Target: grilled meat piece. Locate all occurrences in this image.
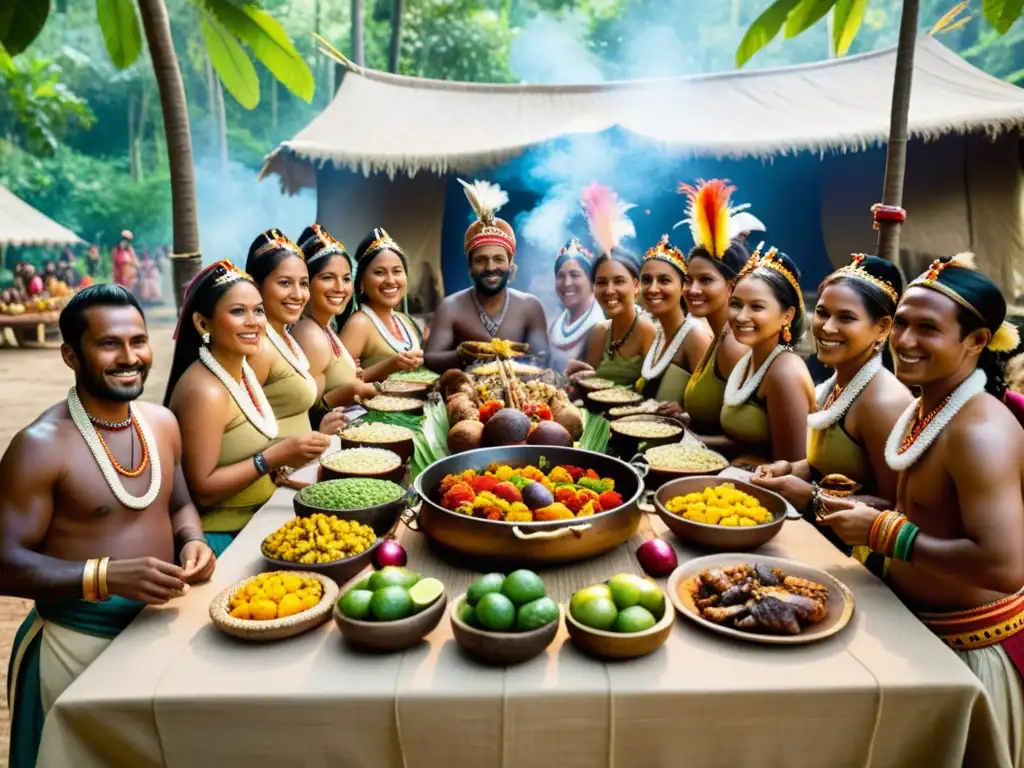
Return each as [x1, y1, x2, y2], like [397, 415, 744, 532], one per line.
[754, 564, 781, 586]
[736, 596, 801, 635]
[720, 578, 755, 606]
[757, 588, 828, 624]
[782, 576, 830, 606]
[702, 603, 751, 623]
[704, 569, 733, 594]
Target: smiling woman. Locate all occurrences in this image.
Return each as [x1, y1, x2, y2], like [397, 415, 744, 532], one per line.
[548, 238, 603, 375]
[164, 260, 331, 556]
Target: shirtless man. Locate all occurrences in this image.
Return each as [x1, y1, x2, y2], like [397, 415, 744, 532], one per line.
[424, 179, 549, 372]
[1, 285, 215, 768]
[820, 254, 1024, 764]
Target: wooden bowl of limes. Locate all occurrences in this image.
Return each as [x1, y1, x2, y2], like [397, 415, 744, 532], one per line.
[565, 576, 675, 660]
[333, 568, 447, 652]
[450, 593, 561, 666]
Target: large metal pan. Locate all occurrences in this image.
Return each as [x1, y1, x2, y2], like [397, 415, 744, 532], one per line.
[412, 445, 646, 566]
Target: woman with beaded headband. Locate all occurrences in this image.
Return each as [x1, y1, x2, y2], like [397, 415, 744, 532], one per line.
[720, 244, 816, 467]
[291, 225, 378, 431]
[566, 183, 657, 387]
[244, 229, 346, 440]
[164, 261, 331, 556]
[340, 228, 425, 384]
[639, 234, 712, 403]
[753, 254, 913, 563]
[674, 179, 757, 438]
[549, 237, 603, 374]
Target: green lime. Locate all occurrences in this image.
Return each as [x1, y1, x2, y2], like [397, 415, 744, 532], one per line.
[636, 581, 666, 620]
[458, 601, 481, 627]
[369, 585, 413, 621]
[569, 584, 612, 618]
[368, 566, 420, 591]
[339, 589, 374, 620]
[607, 574, 642, 610]
[408, 577, 444, 612]
[350, 577, 371, 592]
[615, 605, 656, 633]
[501, 570, 546, 607]
[516, 597, 559, 631]
[466, 573, 506, 606]
[571, 595, 618, 631]
[475, 592, 516, 631]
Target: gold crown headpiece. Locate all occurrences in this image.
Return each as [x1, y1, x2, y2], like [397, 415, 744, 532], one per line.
[253, 230, 303, 260]
[828, 253, 899, 305]
[910, 252, 1021, 354]
[362, 228, 402, 261]
[644, 234, 687, 276]
[173, 260, 252, 339]
[299, 225, 348, 264]
[741, 242, 805, 313]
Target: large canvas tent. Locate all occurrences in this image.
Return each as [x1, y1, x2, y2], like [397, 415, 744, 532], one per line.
[0, 184, 81, 247]
[263, 37, 1024, 301]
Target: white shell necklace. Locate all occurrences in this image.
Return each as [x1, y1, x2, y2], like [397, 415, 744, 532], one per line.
[265, 324, 317, 396]
[68, 387, 162, 510]
[885, 369, 986, 472]
[641, 315, 698, 382]
[199, 345, 279, 440]
[723, 345, 787, 407]
[808, 353, 883, 431]
[361, 307, 417, 354]
[551, 301, 601, 351]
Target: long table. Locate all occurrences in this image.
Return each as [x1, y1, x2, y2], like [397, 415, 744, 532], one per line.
[37, 470, 1009, 768]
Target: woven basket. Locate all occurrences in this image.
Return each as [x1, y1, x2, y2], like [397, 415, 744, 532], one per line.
[209, 571, 340, 642]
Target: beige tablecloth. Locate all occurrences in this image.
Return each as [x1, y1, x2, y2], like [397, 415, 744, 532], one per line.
[37, 467, 1009, 768]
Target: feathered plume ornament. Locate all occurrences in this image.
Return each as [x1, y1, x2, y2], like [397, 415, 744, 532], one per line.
[458, 178, 508, 226]
[675, 179, 735, 259]
[580, 182, 636, 256]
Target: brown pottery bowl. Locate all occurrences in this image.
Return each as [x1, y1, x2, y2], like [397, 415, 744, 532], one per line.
[565, 596, 675, 660]
[449, 594, 560, 665]
[333, 584, 447, 652]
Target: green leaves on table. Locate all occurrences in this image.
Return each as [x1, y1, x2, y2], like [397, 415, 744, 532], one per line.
[578, 410, 610, 455]
[411, 400, 450, 481]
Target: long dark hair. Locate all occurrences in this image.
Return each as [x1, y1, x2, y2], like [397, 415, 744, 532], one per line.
[353, 228, 409, 314]
[163, 262, 259, 407]
[820, 256, 903, 371]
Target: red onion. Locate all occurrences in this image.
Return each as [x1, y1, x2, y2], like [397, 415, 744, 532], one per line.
[636, 539, 678, 577]
[372, 540, 408, 569]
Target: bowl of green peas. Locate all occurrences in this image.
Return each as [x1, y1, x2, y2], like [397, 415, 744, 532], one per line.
[293, 477, 410, 537]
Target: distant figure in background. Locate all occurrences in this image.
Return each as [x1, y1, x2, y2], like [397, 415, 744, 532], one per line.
[548, 238, 603, 375]
[56, 259, 80, 290]
[43, 262, 58, 282]
[424, 179, 550, 371]
[112, 230, 139, 292]
[138, 252, 163, 305]
[86, 245, 102, 278]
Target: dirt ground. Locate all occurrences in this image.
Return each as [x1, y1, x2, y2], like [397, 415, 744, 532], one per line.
[0, 305, 176, 766]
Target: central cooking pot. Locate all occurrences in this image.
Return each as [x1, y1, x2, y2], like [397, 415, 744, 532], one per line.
[412, 445, 646, 566]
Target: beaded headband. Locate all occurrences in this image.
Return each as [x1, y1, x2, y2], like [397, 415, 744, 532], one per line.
[741, 242, 805, 313]
[909, 252, 1021, 353]
[300, 225, 349, 264]
[826, 253, 899, 305]
[253, 230, 303, 260]
[644, 234, 687, 276]
[362, 228, 404, 261]
[556, 238, 594, 266]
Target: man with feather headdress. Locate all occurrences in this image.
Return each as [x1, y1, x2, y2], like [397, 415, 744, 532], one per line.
[818, 254, 1024, 763]
[423, 179, 550, 372]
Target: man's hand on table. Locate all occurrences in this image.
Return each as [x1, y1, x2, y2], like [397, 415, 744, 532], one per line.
[750, 472, 813, 509]
[816, 496, 881, 546]
[107, 557, 190, 605]
[180, 540, 216, 584]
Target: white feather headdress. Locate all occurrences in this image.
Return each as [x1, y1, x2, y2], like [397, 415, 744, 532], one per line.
[458, 178, 509, 226]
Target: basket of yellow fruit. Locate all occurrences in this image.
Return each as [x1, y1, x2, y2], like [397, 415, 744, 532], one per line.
[261, 514, 383, 585]
[209, 571, 340, 641]
[653, 477, 787, 550]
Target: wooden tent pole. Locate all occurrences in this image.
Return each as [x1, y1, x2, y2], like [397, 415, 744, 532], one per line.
[876, 0, 921, 263]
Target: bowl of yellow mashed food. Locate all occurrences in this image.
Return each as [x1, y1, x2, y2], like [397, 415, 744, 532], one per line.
[654, 478, 787, 550]
[209, 570, 339, 641]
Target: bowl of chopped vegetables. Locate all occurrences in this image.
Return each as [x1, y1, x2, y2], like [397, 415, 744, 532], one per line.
[319, 447, 406, 485]
[260, 514, 385, 585]
[340, 422, 416, 463]
[293, 477, 410, 537]
[653, 477, 787, 550]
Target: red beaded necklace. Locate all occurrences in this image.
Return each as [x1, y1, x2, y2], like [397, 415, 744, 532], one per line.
[93, 418, 149, 478]
[898, 395, 952, 455]
[242, 374, 264, 415]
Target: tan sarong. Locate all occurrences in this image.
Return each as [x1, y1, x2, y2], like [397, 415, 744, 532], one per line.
[957, 644, 1024, 767]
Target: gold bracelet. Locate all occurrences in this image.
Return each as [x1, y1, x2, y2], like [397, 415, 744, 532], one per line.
[97, 557, 111, 602]
[82, 559, 99, 602]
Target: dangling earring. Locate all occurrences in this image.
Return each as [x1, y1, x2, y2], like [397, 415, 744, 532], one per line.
[782, 324, 792, 345]
[202, 332, 210, 345]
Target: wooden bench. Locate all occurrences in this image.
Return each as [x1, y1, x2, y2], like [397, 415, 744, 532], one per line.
[0, 311, 62, 349]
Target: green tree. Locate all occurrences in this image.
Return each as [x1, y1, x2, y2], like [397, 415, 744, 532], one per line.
[0, 54, 94, 154]
[2, 0, 316, 309]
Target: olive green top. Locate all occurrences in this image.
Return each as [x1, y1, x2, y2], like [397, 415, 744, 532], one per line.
[684, 330, 728, 435]
[324, 338, 358, 394]
[201, 397, 276, 533]
[359, 310, 422, 369]
[652, 363, 691, 404]
[808, 420, 874, 488]
[720, 395, 771, 463]
[262, 343, 317, 440]
[594, 327, 644, 388]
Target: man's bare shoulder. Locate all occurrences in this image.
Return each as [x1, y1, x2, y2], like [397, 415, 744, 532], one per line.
[2, 403, 71, 467]
[948, 393, 1024, 449]
[509, 288, 543, 308]
[438, 289, 473, 309]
